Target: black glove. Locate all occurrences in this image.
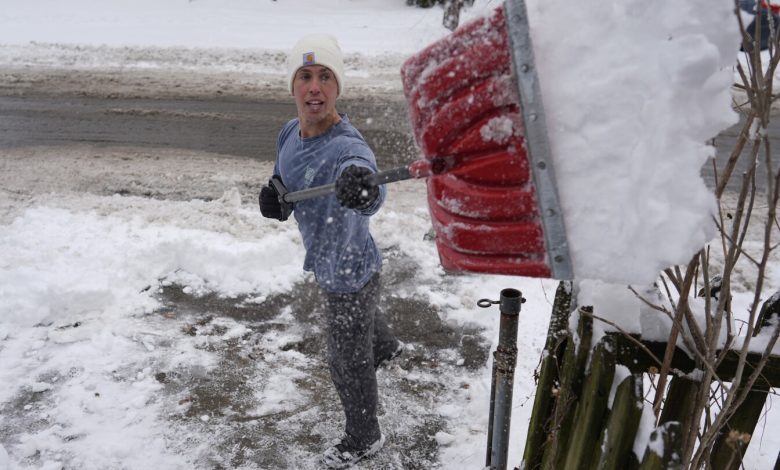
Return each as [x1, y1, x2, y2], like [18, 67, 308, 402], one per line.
[259, 180, 292, 221]
[335, 165, 380, 210]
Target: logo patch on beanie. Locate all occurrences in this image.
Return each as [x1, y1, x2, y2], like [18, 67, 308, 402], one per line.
[302, 52, 316, 66]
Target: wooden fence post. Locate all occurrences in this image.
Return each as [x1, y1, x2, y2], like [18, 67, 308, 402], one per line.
[711, 290, 780, 469]
[541, 307, 593, 470]
[659, 376, 699, 432]
[594, 373, 644, 470]
[638, 421, 683, 470]
[563, 337, 616, 469]
[520, 281, 572, 470]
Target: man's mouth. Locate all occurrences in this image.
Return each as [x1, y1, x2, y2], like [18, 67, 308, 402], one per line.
[307, 100, 324, 110]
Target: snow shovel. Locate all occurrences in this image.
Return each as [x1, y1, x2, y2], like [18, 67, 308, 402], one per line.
[399, 0, 572, 280]
[276, 0, 572, 280]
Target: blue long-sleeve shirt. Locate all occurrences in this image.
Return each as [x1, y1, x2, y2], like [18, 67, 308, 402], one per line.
[273, 114, 386, 293]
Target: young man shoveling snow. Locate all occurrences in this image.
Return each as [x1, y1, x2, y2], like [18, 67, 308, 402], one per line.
[259, 33, 403, 469]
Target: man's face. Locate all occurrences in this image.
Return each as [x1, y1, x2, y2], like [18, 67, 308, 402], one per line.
[292, 65, 340, 137]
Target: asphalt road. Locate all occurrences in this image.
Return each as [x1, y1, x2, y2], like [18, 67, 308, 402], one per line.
[711, 115, 779, 193]
[1, 93, 777, 193]
[0, 94, 419, 168]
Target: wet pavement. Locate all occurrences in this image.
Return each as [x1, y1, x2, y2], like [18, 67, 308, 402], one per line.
[148, 247, 490, 469]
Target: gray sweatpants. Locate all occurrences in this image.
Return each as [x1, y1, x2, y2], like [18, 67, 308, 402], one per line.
[322, 273, 398, 448]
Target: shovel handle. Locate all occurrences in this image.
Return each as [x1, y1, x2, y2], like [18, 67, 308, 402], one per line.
[279, 160, 434, 204]
[279, 182, 336, 204]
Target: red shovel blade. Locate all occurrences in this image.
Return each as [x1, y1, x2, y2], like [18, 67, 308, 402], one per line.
[401, 5, 553, 278]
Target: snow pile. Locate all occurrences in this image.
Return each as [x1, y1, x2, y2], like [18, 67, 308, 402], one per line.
[0, 445, 8, 470]
[0, 198, 305, 328]
[529, 0, 740, 284]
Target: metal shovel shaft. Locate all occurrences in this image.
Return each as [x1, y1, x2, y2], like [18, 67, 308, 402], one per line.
[279, 182, 336, 204]
[279, 161, 431, 204]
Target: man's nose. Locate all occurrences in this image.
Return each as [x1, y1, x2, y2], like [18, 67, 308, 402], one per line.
[308, 78, 322, 94]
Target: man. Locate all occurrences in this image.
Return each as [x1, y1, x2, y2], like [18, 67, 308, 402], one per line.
[258, 33, 402, 469]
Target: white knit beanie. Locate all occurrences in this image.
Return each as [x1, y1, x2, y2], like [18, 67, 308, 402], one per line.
[287, 33, 345, 97]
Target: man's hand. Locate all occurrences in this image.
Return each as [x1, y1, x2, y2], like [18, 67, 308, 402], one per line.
[335, 165, 380, 210]
[259, 180, 292, 221]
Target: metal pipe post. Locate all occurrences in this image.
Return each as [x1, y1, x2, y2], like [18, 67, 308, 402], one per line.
[484, 288, 524, 470]
[486, 352, 498, 466]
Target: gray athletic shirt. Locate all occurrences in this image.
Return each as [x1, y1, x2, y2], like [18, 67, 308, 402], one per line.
[273, 114, 386, 293]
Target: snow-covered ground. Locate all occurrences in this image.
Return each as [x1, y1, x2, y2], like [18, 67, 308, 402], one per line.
[1, 0, 779, 469]
[0, 145, 562, 469]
